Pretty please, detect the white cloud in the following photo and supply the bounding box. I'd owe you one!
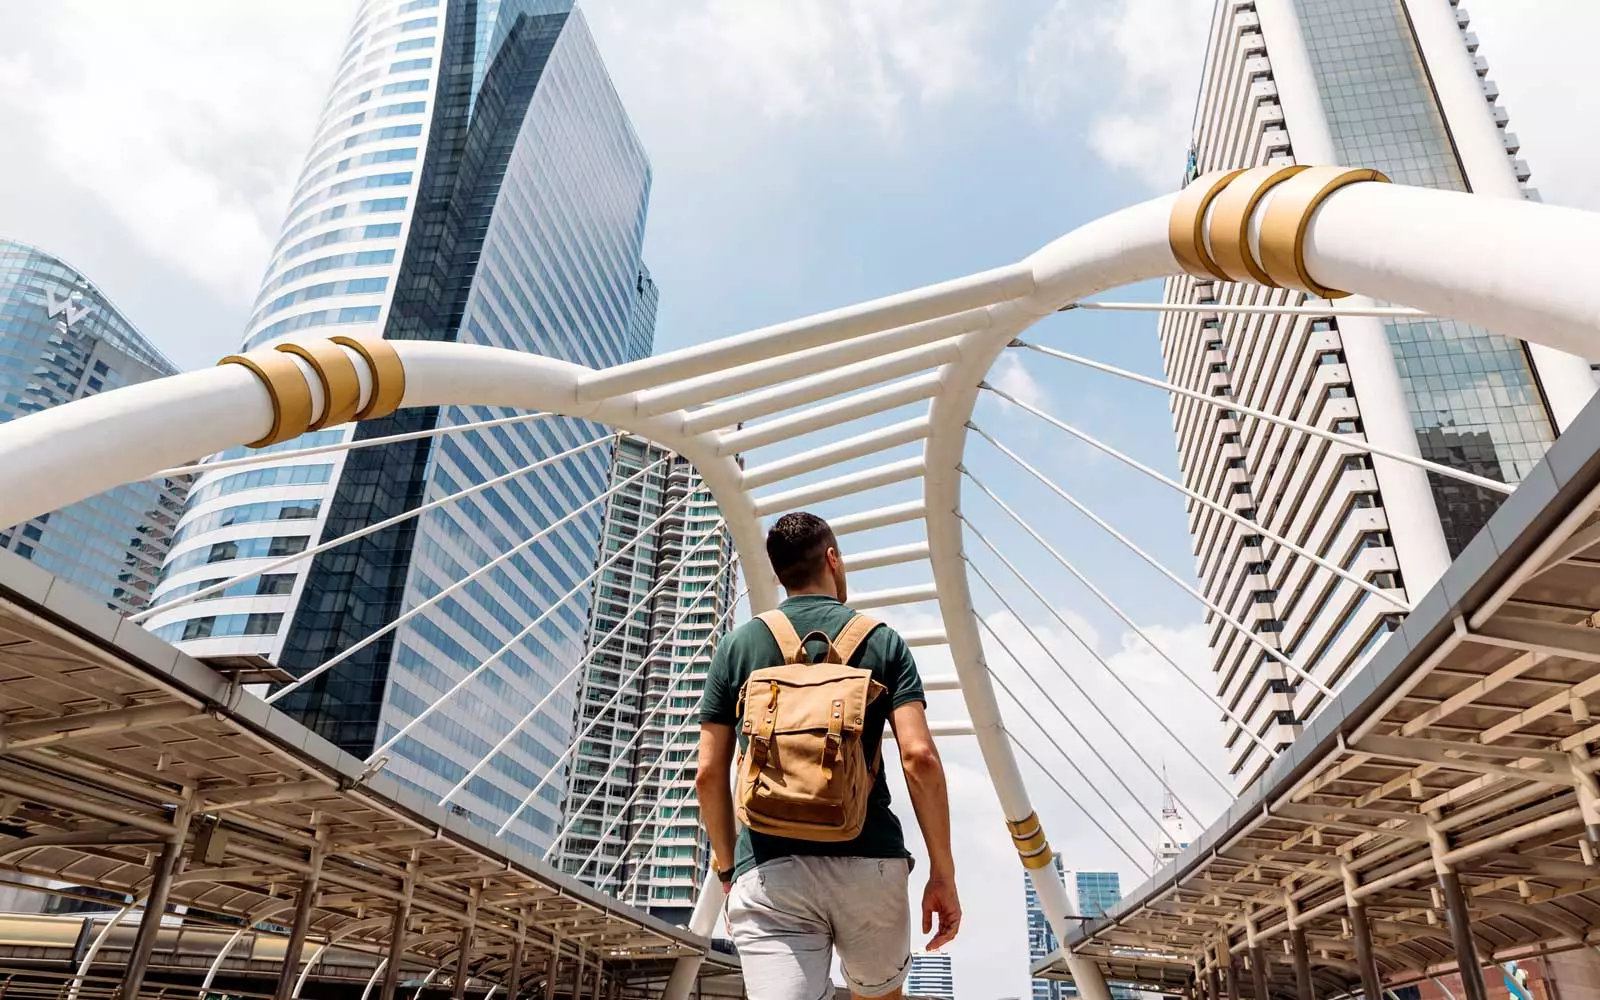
[989,350,1051,411]
[585,0,991,131]
[1022,0,1213,191]
[0,1,353,301]
[1463,0,1600,211]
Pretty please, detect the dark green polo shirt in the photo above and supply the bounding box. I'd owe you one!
[698,595,926,879]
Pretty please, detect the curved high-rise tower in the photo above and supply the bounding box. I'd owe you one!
[1165,0,1596,788]
[0,239,187,615]
[147,0,656,853]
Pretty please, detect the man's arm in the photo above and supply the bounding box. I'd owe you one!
[696,722,738,892]
[890,700,961,950]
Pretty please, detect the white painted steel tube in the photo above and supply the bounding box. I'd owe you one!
[1400,0,1596,429]
[915,196,1183,1000]
[630,309,986,417]
[1073,301,1429,318]
[714,373,942,456]
[578,264,1032,400]
[827,501,925,536]
[147,411,552,482]
[683,339,962,435]
[752,457,923,516]
[391,342,776,614]
[1304,183,1600,366]
[1253,0,1455,597]
[842,541,929,572]
[741,417,930,490]
[0,366,269,533]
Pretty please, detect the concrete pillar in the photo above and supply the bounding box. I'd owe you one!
[1290,927,1314,1000]
[1439,871,1487,1000]
[274,831,327,1000]
[1250,945,1271,1000]
[1348,902,1382,1000]
[507,931,525,1000]
[1069,957,1116,1000]
[380,851,420,1000]
[1399,0,1595,429]
[1254,0,1452,597]
[124,808,190,999]
[544,942,561,1000]
[454,886,481,1000]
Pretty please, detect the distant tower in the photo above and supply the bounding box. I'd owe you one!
[1025,856,1067,1000]
[907,952,956,1000]
[1155,766,1192,871]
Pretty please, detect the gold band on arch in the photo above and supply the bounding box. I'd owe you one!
[1007,811,1055,870]
[1168,165,1390,298]
[218,335,408,447]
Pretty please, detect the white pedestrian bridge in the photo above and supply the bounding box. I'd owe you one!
[3,167,1600,999]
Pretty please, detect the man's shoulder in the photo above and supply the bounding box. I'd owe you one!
[719,616,782,657]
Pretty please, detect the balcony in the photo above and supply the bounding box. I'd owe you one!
[1461,30,1479,52]
[1514,158,1532,181]
[1503,131,1521,155]
[1492,104,1509,126]
[1483,77,1500,100]
[1473,54,1488,76]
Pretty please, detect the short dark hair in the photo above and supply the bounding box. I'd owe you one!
[766,512,837,590]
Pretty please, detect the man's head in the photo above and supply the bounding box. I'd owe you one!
[765,511,846,601]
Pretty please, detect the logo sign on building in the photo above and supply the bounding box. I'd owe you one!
[45,286,91,332]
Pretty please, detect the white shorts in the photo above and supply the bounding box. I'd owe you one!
[726,856,912,1000]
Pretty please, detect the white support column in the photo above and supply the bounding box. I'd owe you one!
[1400,0,1596,430]
[1256,0,1453,596]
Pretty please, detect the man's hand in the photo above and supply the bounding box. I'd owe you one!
[922,871,962,950]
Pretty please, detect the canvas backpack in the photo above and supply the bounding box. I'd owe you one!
[734,609,888,842]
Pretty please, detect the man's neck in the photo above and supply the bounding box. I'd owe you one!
[784,585,837,600]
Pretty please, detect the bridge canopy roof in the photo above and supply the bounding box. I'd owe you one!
[1036,392,1600,993]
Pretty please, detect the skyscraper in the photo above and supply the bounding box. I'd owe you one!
[555,433,735,923]
[147,0,656,854]
[1165,0,1595,786]
[1026,855,1068,1000]
[1155,779,1192,871]
[908,953,956,1000]
[1075,871,1122,920]
[0,239,187,615]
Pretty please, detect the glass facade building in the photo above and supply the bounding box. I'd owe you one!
[0,240,187,614]
[1163,0,1573,787]
[148,0,655,854]
[1075,871,1122,919]
[1293,0,1553,555]
[555,433,736,923]
[907,953,956,1000]
[1026,856,1067,1000]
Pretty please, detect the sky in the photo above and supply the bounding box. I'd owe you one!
[4,1,1600,997]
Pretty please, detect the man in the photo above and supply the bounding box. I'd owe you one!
[697,511,961,1000]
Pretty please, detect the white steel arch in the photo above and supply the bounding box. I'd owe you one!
[4,167,1600,999]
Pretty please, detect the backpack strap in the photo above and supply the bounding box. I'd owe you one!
[832,614,882,665]
[756,610,805,664]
